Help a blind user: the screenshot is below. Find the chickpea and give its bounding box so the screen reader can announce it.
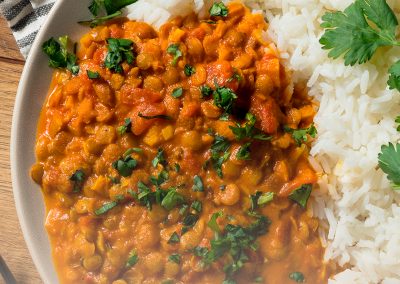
[143,76,164,92]
[30,163,44,184]
[136,53,154,70]
[84,137,104,155]
[225,30,245,47]
[240,166,264,186]
[180,131,203,151]
[201,101,222,118]
[219,184,240,206]
[162,67,181,85]
[164,261,180,278]
[134,223,160,249]
[112,280,128,284]
[186,37,204,58]
[82,254,103,271]
[255,74,274,95]
[35,135,50,161]
[143,252,164,275]
[221,160,241,179]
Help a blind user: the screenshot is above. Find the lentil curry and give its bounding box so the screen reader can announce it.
[31,2,333,284]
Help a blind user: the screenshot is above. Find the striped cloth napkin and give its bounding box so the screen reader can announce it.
[0,0,56,58]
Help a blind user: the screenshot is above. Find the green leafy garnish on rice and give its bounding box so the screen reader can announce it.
[378,143,400,190]
[320,0,400,91]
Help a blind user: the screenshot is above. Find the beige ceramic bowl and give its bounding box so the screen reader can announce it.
[11,0,93,282]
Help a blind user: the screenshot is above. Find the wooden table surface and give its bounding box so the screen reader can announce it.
[0,17,42,283]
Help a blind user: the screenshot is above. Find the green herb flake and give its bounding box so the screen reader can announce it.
[184,64,196,76]
[94,195,124,215]
[288,184,312,209]
[104,38,135,73]
[70,169,85,193]
[172,87,184,98]
[236,142,251,160]
[179,204,189,215]
[284,123,317,146]
[388,59,400,91]
[126,250,139,268]
[168,232,180,244]
[168,253,181,264]
[192,175,204,192]
[161,188,185,210]
[117,118,132,135]
[200,85,213,98]
[87,70,100,79]
[230,113,270,141]
[378,142,400,190]
[213,84,237,114]
[167,43,183,66]
[152,148,166,168]
[209,135,231,178]
[289,272,305,283]
[79,11,123,28]
[207,211,223,233]
[209,2,229,17]
[112,155,137,177]
[191,200,202,213]
[138,113,172,120]
[174,163,181,173]
[258,192,274,206]
[42,36,79,75]
[182,213,199,234]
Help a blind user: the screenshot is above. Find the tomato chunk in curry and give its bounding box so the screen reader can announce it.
[31,2,334,284]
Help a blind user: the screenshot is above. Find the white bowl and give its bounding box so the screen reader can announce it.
[11,0,94,283]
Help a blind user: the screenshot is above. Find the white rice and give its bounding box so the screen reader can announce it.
[125,0,400,282]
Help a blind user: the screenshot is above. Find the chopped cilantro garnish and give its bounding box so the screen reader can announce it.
[213,84,237,114]
[138,113,172,120]
[126,250,139,268]
[87,70,100,79]
[207,211,223,233]
[230,113,270,141]
[172,87,183,98]
[174,163,181,173]
[168,253,181,264]
[152,148,166,168]
[79,11,123,28]
[117,118,132,135]
[288,184,312,209]
[104,38,135,73]
[378,142,400,190]
[209,135,231,178]
[289,272,305,283]
[168,232,180,244]
[192,175,204,192]
[250,191,274,211]
[70,169,85,193]
[182,213,199,234]
[42,36,79,75]
[161,188,185,210]
[112,154,137,177]
[191,200,202,213]
[284,123,317,146]
[200,85,213,98]
[95,195,124,215]
[184,64,196,76]
[388,60,400,91]
[236,142,251,160]
[167,44,183,66]
[209,2,229,17]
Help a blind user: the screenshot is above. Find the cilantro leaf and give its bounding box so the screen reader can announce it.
[209,135,231,178]
[236,142,251,160]
[184,64,196,76]
[378,142,400,189]
[83,0,137,27]
[168,232,180,244]
[168,254,181,264]
[192,175,204,192]
[112,154,137,177]
[388,60,400,91]
[288,184,312,209]
[126,250,139,268]
[78,11,123,28]
[284,123,317,146]
[88,0,103,16]
[167,44,183,66]
[161,188,185,210]
[208,211,223,233]
[201,85,213,98]
[152,148,166,168]
[395,116,400,132]
[289,272,305,283]
[95,195,124,215]
[250,191,274,211]
[230,113,270,141]
[213,84,237,114]
[104,38,135,73]
[117,118,132,135]
[209,2,229,17]
[319,0,399,66]
[172,87,183,98]
[87,70,100,79]
[42,36,79,75]
[191,200,202,213]
[103,0,138,15]
[70,169,85,193]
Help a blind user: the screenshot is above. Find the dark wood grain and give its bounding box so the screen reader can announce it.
[0,16,42,284]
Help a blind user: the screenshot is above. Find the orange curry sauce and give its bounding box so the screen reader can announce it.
[31,2,334,284]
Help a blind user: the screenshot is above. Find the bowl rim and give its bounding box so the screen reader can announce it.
[10,0,66,283]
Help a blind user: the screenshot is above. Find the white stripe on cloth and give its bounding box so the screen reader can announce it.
[0,0,56,58]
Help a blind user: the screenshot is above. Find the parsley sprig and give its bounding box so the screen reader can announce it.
[320,0,400,91]
[104,38,135,73]
[42,36,79,75]
[378,143,400,190]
